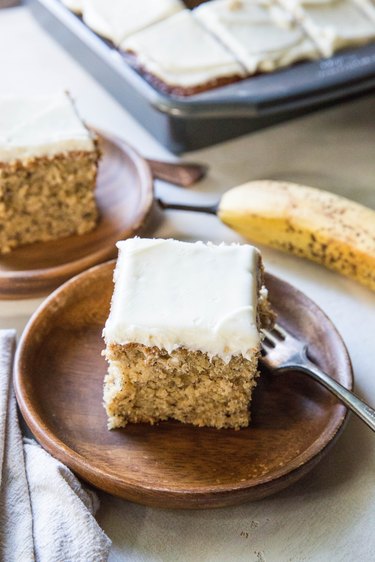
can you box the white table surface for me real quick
[1,5,375,562]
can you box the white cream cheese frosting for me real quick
[279,0,375,56]
[0,92,95,163]
[353,0,375,24]
[104,238,262,363]
[195,0,319,74]
[61,0,82,14]
[82,0,184,45]
[121,10,245,89]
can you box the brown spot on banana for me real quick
[218,180,375,291]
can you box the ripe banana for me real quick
[218,180,375,291]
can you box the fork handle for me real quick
[297,360,375,432]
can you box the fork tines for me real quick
[261,323,287,352]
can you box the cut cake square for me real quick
[121,10,245,96]
[82,0,184,46]
[103,238,274,430]
[0,92,99,254]
[194,0,319,74]
[279,0,375,57]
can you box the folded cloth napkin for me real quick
[0,330,111,562]
[0,1,21,7]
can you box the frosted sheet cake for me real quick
[103,238,274,430]
[61,0,375,96]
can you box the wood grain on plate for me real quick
[0,134,153,299]
[14,262,353,509]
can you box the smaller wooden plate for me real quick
[0,134,153,299]
[14,262,353,509]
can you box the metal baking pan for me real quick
[28,0,375,153]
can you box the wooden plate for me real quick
[14,262,353,509]
[0,134,153,300]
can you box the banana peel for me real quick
[218,181,375,291]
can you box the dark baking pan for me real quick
[28,0,375,153]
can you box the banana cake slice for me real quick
[103,237,274,430]
[0,92,99,253]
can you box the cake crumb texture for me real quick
[104,344,259,430]
[0,150,99,253]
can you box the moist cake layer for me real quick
[0,151,99,253]
[104,344,259,430]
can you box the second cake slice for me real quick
[0,92,99,253]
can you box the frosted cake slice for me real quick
[121,10,245,96]
[82,0,184,45]
[103,238,274,430]
[279,0,375,57]
[0,92,99,253]
[195,0,319,74]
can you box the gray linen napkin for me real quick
[0,1,20,7]
[0,329,111,562]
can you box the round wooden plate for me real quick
[0,135,153,300]
[14,262,353,509]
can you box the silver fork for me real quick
[261,323,375,432]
